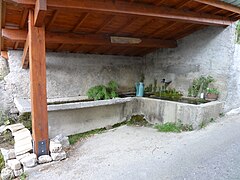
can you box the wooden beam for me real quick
[20,8,28,29]
[194,0,240,14]
[2,29,178,48]
[95,15,114,33]
[34,0,47,27]
[21,33,29,69]
[46,10,58,30]
[72,13,88,32]
[28,9,49,156]
[8,0,234,26]
[1,51,8,60]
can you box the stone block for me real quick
[16,153,30,161]
[38,155,52,164]
[51,151,67,161]
[1,148,16,162]
[13,168,23,177]
[20,153,37,168]
[7,159,21,170]
[50,141,62,153]
[51,134,70,149]
[1,167,14,180]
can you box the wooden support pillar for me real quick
[28,9,49,156]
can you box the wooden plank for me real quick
[20,8,28,29]
[34,0,47,27]
[28,9,49,156]
[1,51,8,60]
[72,12,88,32]
[13,41,19,49]
[194,0,240,14]
[46,10,58,30]
[2,29,178,48]
[21,33,29,69]
[0,0,2,51]
[8,0,234,26]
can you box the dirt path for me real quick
[27,115,240,180]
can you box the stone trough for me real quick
[14,96,224,138]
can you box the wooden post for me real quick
[28,9,49,156]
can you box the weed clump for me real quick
[0,152,4,172]
[68,128,106,145]
[155,122,193,133]
[127,115,151,127]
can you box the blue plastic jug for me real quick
[136,82,144,97]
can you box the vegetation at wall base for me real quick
[68,128,106,145]
[0,152,4,172]
[127,115,151,127]
[155,122,193,133]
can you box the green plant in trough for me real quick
[154,88,183,101]
[155,121,193,133]
[206,88,219,95]
[188,75,214,97]
[87,81,119,100]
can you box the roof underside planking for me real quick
[1,0,240,57]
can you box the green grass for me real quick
[20,173,28,180]
[199,118,215,129]
[0,152,4,172]
[155,122,193,133]
[68,128,106,145]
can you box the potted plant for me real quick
[205,88,219,100]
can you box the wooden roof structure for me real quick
[1,0,240,157]
[1,0,240,58]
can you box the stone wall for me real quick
[0,51,143,113]
[143,24,239,111]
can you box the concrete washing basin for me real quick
[14,97,224,138]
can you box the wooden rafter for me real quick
[7,0,234,26]
[34,0,47,27]
[2,29,178,48]
[20,8,28,29]
[21,33,29,68]
[46,10,58,30]
[194,0,240,14]
[95,15,114,33]
[72,12,88,32]
[114,17,136,34]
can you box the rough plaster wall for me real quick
[0,51,142,112]
[144,25,237,111]
[225,41,240,111]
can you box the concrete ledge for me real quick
[14,96,224,137]
[135,97,224,129]
[14,97,133,113]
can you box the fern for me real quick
[87,81,119,100]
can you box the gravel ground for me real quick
[27,115,240,180]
